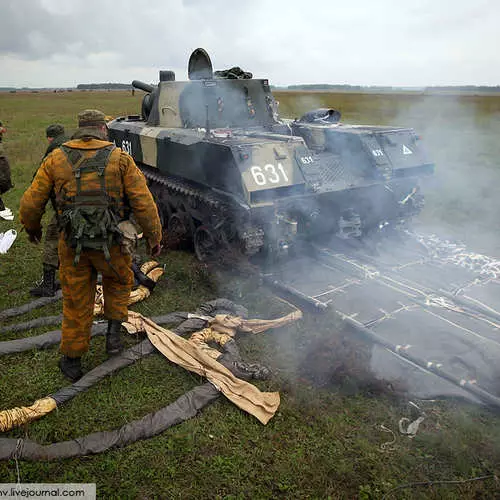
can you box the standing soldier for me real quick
[20,109,162,382]
[30,124,69,297]
[0,120,14,221]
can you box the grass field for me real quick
[1,90,500,499]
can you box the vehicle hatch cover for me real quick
[188,48,213,80]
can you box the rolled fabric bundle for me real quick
[0,397,57,432]
[94,262,164,315]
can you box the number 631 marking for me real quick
[121,139,133,155]
[250,163,289,186]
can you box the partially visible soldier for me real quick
[0,120,14,221]
[44,123,68,157]
[30,124,69,297]
[20,109,162,381]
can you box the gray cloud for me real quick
[0,0,499,87]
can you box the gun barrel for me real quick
[132,80,154,93]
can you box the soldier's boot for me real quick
[30,264,58,297]
[106,319,124,356]
[58,356,83,382]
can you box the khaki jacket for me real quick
[20,138,162,248]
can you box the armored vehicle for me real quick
[108,49,434,260]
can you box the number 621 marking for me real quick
[250,163,289,186]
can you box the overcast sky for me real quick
[1,0,499,88]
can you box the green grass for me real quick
[1,91,500,499]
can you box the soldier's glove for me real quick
[150,243,162,258]
[26,227,42,244]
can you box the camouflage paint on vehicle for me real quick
[108,49,434,258]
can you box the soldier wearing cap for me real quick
[0,120,14,221]
[44,124,68,158]
[20,109,162,381]
[30,124,70,297]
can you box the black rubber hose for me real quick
[0,312,190,356]
[0,299,255,461]
[0,383,220,460]
[0,315,62,335]
[52,339,157,405]
[0,291,62,321]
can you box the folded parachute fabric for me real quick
[0,229,16,253]
[94,260,164,316]
[124,311,282,424]
[0,397,56,432]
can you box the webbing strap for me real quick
[62,148,84,167]
[61,145,116,196]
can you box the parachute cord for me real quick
[14,438,22,482]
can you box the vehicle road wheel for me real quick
[168,211,193,247]
[194,225,220,262]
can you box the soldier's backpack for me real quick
[59,145,123,264]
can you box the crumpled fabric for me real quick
[187,310,302,359]
[124,312,281,424]
[209,311,303,335]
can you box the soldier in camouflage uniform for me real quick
[0,121,14,221]
[20,109,162,381]
[30,124,69,297]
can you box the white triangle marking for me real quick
[403,145,413,155]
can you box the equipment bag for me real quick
[59,145,123,265]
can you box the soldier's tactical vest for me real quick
[59,145,123,264]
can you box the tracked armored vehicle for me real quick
[108,49,434,260]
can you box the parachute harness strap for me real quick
[64,145,115,199]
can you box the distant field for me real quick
[1,90,500,499]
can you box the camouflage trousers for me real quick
[58,238,133,357]
[43,214,60,268]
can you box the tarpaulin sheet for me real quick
[265,232,500,406]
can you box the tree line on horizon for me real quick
[1,83,499,92]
